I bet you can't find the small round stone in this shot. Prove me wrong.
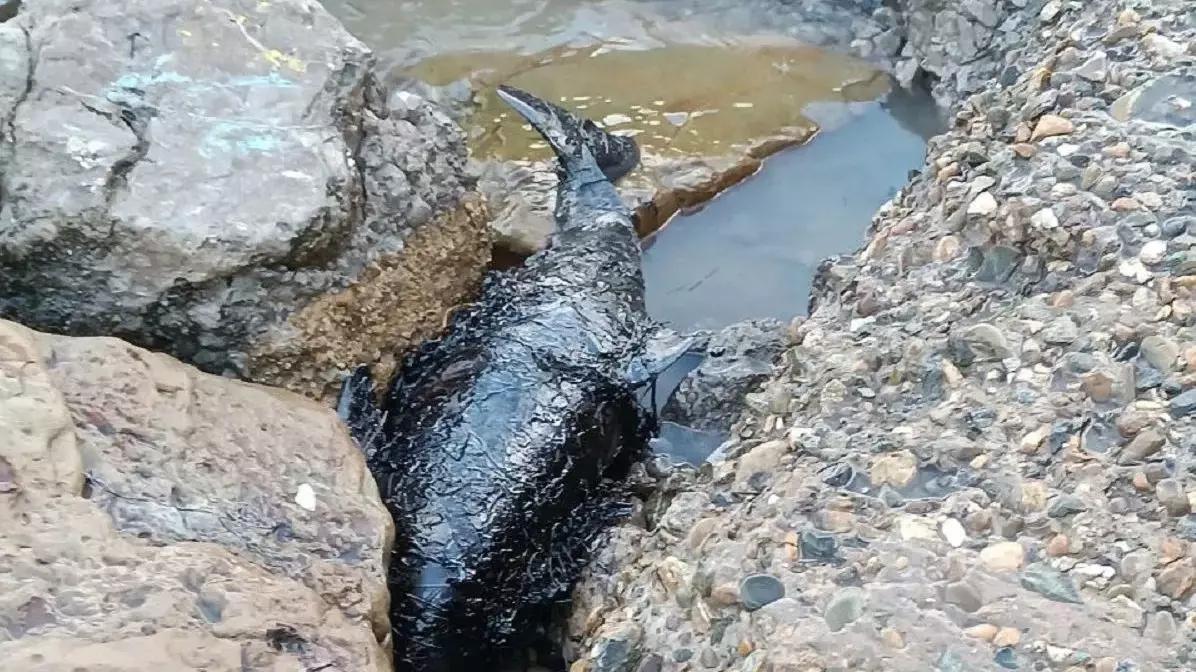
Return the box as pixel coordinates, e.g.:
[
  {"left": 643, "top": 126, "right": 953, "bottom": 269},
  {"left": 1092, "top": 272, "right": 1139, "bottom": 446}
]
[{"left": 739, "top": 574, "right": 785, "bottom": 611}]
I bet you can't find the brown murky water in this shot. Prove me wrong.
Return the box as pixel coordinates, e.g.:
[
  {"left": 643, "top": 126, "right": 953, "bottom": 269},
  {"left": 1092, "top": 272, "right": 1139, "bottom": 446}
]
[
  {"left": 415, "top": 44, "right": 886, "bottom": 159},
  {"left": 322, "top": 0, "right": 887, "bottom": 161}
]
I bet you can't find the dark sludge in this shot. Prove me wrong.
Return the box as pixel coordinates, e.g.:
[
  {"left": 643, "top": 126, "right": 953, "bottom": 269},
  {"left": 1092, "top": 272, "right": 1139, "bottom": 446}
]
[{"left": 338, "top": 85, "right": 679, "bottom": 671}]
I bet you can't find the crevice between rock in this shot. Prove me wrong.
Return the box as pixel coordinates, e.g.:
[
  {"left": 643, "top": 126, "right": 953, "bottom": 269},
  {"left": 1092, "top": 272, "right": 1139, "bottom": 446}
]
[
  {"left": 0, "top": 24, "right": 34, "bottom": 219},
  {"left": 100, "top": 107, "right": 150, "bottom": 214}
]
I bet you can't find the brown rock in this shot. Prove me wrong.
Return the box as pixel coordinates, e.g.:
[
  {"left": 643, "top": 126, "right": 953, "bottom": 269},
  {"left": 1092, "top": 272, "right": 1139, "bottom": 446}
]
[
  {"left": 1047, "top": 534, "right": 1071, "bottom": 556},
  {"left": 1120, "top": 428, "right": 1166, "bottom": 464},
  {"left": 687, "top": 517, "right": 719, "bottom": 550},
  {"left": 980, "top": 542, "right": 1026, "bottom": 572},
  {"left": 993, "top": 627, "right": 1021, "bottom": 647},
  {"left": 881, "top": 627, "right": 906, "bottom": 649},
  {"left": 1116, "top": 410, "right": 1153, "bottom": 437},
  {"left": 1103, "top": 142, "right": 1132, "bottom": 158},
  {"left": 1156, "top": 561, "right": 1195, "bottom": 599},
  {"left": 965, "top": 623, "right": 999, "bottom": 641},
  {"left": 1111, "top": 197, "right": 1143, "bottom": 212},
  {"left": 1161, "top": 537, "right": 1190, "bottom": 564},
  {"left": 1012, "top": 143, "right": 1038, "bottom": 158},
  {"left": 937, "top": 162, "right": 962, "bottom": 182},
  {"left": 965, "top": 509, "right": 993, "bottom": 533},
  {"left": 0, "top": 320, "right": 392, "bottom": 671},
  {"left": 870, "top": 450, "right": 919, "bottom": 488},
  {"left": 1020, "top": 481, "right": 1049, "bottom": 512},
  {"left": 1082, "top": 371, "right": 1115, "bottom": 402},
  {"left": 1133, "top": 472, "right": 1152, "bottom": 491},
  {"left": 711, "top": 583, "right": 741, "bottom": 606},
  {"left": 934, "top": 235, "right": 963, "bottom": 262},
  {"left": 1032, "top": 114, "right": 1075, "bottom": 140},
  {"left": 735, "top": 439, "right": 789, "bottom": 488},
  {"left": 817, "top": 510, "right": 856, "bottom": 533}
]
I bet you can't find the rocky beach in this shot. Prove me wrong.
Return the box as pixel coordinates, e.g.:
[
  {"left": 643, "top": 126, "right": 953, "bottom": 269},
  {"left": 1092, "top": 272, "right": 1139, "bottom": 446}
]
[
  {"left": 566, "top": 1, "right": 1196, "bottom": 671},
  {"left": 1, "top": 0, "right": 1194, "bottom": 670}
]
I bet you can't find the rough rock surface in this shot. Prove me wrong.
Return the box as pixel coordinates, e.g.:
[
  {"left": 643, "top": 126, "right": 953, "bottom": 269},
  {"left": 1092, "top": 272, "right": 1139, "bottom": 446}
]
[
  {"left": 0, "top": 319, "right": 393, "bottom": 670},
  {"left": 568, "top": 0, "right": 1196, "bottom": 669},
  {"left": 0, "top": 0, "right": 488, "bottom": 399},
  {"left": 662, "top": 319, "right": 790, "bottom": 433}
]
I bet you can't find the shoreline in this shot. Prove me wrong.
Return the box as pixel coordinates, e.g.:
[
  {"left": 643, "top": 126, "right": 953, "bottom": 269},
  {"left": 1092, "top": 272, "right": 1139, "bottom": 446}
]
[{"left": 567, "top": 0, "right": 1196, "bottom": 669}]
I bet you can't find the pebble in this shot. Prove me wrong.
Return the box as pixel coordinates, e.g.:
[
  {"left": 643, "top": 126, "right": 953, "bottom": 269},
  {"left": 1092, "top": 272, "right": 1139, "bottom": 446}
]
[
  {"left": 1111, "top": 197, "right": 1142, "bottom": 212},
  {"left": 1030, "top": 207, "right": 1059, "bottom": 230},
  {"left": 1012, "top": 143, "right": 1037, "bottom": 158},
  {"left": 994, "top": 648, "right": 1018, "bottom": 669},
  {"left": 968, "top": 192, "right": 999, "bottom": 218},
  {"left": 1072, "top": 52, "right": 1108, "bottom": 81},
  {"left": 1168, "top": 389, "right": 1196, "bottom": 417},
  {"left": 899, "top": 515, "right": 940, "bottom": 541},
  {"left": 870, "top": 450, "right": 918, "bottom": 488},
  {"left": 881, "top": 627, "right": 906, "bottom": 649},
  {"left": 1141, "top": 335, "right": 1179, "bottom": 371},
  {"left": 963, "top": 323, "right": 1012, "bottom": 361},
  {"left": 824, "top": 587, "right": 867, "bottom": 631},
  {"left": 1106, "top": 595, "right": 1145, "bottom": 628},
  {"left": 294, "top": 483, "right": 317, "bottom": 511},
  {"left": 1032, "top": 114, "right": 1075, "bottom": 140},
  {"left": 944, "top": 580, "right": 983, "bottom": 612},
  {"left": 1020, "top": 563, "right": 1083, "bottom": 603},
  {"left": 1156, "top": 561, "right": 1194, "bottom": 599},
  {"left": 1119, "top": 549, "right": 1154, "bottom": 580},
  {"left": 941, "top": 518, "right": 967, "bottom": 547},
  {"left": 981, "top": 541, "right": 1026, "bottom": 572},
  {"left": 1039, "top": 0, "right": 1062, "bottom": 22},
  {"left": 992, "top": 627, "right": 1020, "bottom": 647},
  {"left": 734, "top": 439, "right": 788, "bottom": 487},
  {"left": 1047, "top": 534, "right": 1070, "bottom": 556},
  {"left": 1047, "top": 494, "right": 1086, "bottom": 518},
  {"left": 1139, "top": 240, "right": 1167, "bottom": 264},
  {"left": 965, "top": 623, "right": 999, "bottom": 641},
  {"left": 1119, "top": 428, "right": 1165, "bottom": 464},
  {"left": 799, "top": 529, "right": 839, "bottom": 563},
  {"left": 1041, "top": 316, "right": 1079, "bottom": 345},
  {"left": 687, "top": 518, "right": 718, "bottom": 550},
  {"left": 817, "top": 510, "right": 856, "bottom": 533},
  {"left": 1143, "top": 33, "right": 1186, "bottom": 59},
  {"left": 1156, "top": 479, "right": 1191, "bottom": 516},
  {"left": 739, "top": 574, "right": 785, "bottom": 611}
]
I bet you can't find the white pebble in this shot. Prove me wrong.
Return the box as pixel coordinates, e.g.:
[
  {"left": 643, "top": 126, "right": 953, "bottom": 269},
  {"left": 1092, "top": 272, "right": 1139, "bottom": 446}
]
[
  {"left": 1118, "top": 258, "right": 1152, "bottom": 283},
  {"left": 295, "top": 483, "right": 317, "bottom": 511},
  {"left": 1139, "top": 240, "right": 1167, "bottom": 264},
  {"left": 967, "top": 192, "right": 998, "bottom": 217},
  {"left": 1030, "top": 207, "right": 1059, "bottom": 230},
  {"left": 941, "top": 518, "right": 967, "bottom": 547}
]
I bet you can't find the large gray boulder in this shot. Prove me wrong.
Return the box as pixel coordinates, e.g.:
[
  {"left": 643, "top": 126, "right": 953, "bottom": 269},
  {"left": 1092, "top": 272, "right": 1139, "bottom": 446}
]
[
  {"left": 662, "top": 318, "right": 789, "bottom": 432},
  {"left": 0, "top": 0, "right": 489, "bottom": 399}
]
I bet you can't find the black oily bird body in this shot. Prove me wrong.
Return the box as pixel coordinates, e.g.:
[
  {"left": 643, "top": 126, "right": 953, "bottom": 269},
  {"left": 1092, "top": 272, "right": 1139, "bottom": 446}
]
[{"left": 337, "top": 85, "right": 687, "bottom": 671}]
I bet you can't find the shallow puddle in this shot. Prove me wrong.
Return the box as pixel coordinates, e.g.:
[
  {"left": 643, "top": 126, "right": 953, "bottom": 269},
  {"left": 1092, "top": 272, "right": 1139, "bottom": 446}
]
[
  {"left": 642, "top": 88, "right": 937, "bottom": 330},
  {"left": 416, "top": 44, "right": 885, "bottom": 159}
]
